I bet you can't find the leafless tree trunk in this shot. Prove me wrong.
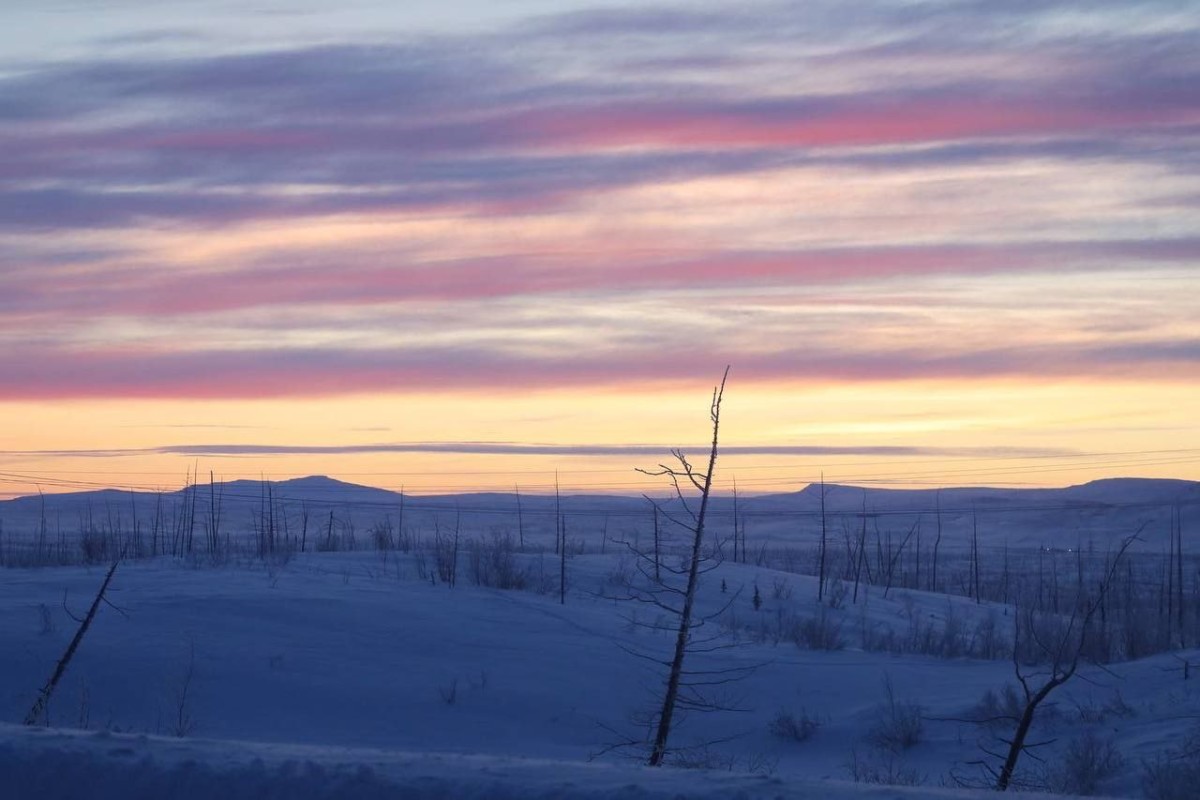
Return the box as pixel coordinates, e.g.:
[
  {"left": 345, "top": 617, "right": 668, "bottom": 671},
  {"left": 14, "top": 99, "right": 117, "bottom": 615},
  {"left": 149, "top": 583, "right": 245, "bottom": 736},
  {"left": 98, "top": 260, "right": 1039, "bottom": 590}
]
[
  {"left": 299, "top": 502, "right": 310, "bottom": 553},
  {"left": 1175, "top": 506, "right": 1184, "bottom": 646},
  {"left": 186, "top": 464, "right": 198, "bottom": 556},
  {"left": 559, "top": 514, "right": 567, "bottom": 604},
  {"left": 643, "top": 367, "right": 729, "bottom": 767},
  {"left": 514, "top": 485, "right": 524, "bottom": 550},
  {"left": 991, "top": 533, "right": 1137, "bottom": 791},
  {"left": 853, "top": 494, "right": 867, "bottom": 603},
  {"left": 971, "top": 510, "right": 981, "bottom": 604},
  {"left": 818, "top": 475, "right": 828, "bottom": 601},
  {"left": 882, "top": 518, "right": 918, "bottom": 598},
  {"left": 556, "top": 474, "right": 566, "bottom": 556},
  {"left": 929, "top": 490, "right": 942, "bottom": 592},
  {"left": 731, "top": 478, "right": 740, "bottom": 564},
  {"left": 25, "top": 559, "right": 120, "bottom": 725},
  {"left": 651, "top": 502, "right": 661, "bottom": 583}
]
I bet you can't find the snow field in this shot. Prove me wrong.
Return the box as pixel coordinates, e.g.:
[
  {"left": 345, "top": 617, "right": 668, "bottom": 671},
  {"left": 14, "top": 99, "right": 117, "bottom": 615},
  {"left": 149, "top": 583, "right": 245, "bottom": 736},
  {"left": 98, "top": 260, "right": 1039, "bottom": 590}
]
[{"left": 2, "top": 550, "right": 1197, "bottom": 797}]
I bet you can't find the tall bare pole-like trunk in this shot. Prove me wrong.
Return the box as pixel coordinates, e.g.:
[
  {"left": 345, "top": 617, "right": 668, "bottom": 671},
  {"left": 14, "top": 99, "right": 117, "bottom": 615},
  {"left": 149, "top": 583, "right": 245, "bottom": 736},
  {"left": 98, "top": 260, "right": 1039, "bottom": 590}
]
[
  {"left": 514, "top": 485, "right": 524, "bottom": 550},
  {"left": 300, "top": 503, "right": 309, "bottom": 553},
  {"left": 913, "top": 515, "right": 921, "bottom": 591},
  {"left": 972, "top": 509, "right": 981, "bottom": 604},
  {"left": 853, "top": 493, "right": 867, "bottom": 604},
  {"left": 930, "top": 490, "right": 942, "bottom": 593},
  {"left": 554, "top": 473, "right": 562, "bottom": 556},
  {"left": 731, "top": 478, "right": 740, "bottom": 564},
  {"left": 1176, "top": 506, "right": 1185, "bottom": 646},
  {"left": 397, "top": 486, "right": 406, "bottom": 551},
  {"left": 266, "top": 478, "right": 276, "bottom": 556},
  {"left": 647, "top": 368, "right": 728, "bottom": 767},
  {"left": 559, "top": 515, "right": 567, "bottom": 605},
  {"left": 651, "top": 502, "right": 661, "bottom": 583},
  {"left": 152, "top": 492, "right": 162, "bottom": 557},
  {"left": 817, "top": 474, "right": 827, "bottom": 601},
  {"left": 187, "top": 462, "right": 199, "bottom": 555}
]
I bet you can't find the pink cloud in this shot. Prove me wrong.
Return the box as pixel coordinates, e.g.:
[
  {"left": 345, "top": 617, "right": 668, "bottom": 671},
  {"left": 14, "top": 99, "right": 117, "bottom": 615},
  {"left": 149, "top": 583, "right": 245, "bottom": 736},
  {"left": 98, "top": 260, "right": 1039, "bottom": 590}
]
[
  {"left": 500, "top": 94, "right": 1199, "bottom": 153},
  {"left": 6, "top": 238, "right": 1197, "bottom": 319},
  {"left": 1, "top": 337, "right": 1196, "bottom": 401}
]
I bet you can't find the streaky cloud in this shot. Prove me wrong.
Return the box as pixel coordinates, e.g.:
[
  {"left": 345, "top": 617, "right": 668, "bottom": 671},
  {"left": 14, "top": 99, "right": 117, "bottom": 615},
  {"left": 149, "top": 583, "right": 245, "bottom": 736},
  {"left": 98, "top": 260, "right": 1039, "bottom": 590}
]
[
  {"left": 0, "top": 442, "right": 1079, "bottom": 459},
  {"left": 0, "top": 338, "right": 1196, "bottom": 400}
]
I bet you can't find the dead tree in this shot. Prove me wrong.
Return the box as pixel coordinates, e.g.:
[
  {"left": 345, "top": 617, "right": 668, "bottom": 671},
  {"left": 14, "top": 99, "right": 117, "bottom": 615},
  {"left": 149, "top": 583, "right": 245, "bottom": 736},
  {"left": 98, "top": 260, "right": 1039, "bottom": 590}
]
[
  {"left": 207, "top": 470, "right": 223, "bottom": 557},
  {"left": 731, "top": 478, "right": 741, "bottom": 564},
  {"left": 514, "top": 485, "right": 524, "bottom": 550},
  {"left": 882, "top": 518, "right": 918, "bottom": 598},
  {"left": 986, "top": 534, "right": 1137, "bottom": 791},
  {"left": 929, "top": 490, "right": 942, "bottom": 593},
  {"left": 971, "top": 510, "right": 981, "bottom": 604},
  {"left": 817, "top": 475, "right": 828, "bottom": 601},
  {"left": 637, "top": 368, "right": 731, "bottom": 766},
  {"left": 25, "top": 559, "right": 121, "bottom": 725},
  {"left": 651, "top": 502, "right": 661, "bottom": 583},
  {"left": 560, "top": 514, "right": 567, "bottom": 604}
]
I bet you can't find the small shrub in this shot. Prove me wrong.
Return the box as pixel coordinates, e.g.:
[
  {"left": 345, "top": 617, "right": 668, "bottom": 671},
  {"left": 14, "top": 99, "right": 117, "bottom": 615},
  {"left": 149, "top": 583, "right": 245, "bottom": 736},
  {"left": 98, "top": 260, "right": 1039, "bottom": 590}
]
[
  {"left": 743, "top": 752, "right": 780, "bottom": 776},
  {"left": 1144, "top": 754, "right": 1200, "bottom": 800},
  {"left": 669, "top": 746, "right": 736, "bottom": 771},
  {"left": 792, "top": 606, "right": 844, "bottom": 651},
  {"left": 970, "top": 611, "right": 1006, "bottom": 660},
  {"left": 369, "top": 520, "right": 394, "bottom": 551},
  {"left": 1142, "top": 725, "right": 1200, "bottom": 800},
  {"left": 844, "top": 747, "right": 924, "bottom": 786},
  {"left": 467, "top": 533, "right": 530, "bottom": 590},
  {"left": 969, "top": 683, "right": 1023, "bottom": 730},
  {"left": 606, "top": 557, "right": 634, "bottom": 588},
  {"left": 434, "top": 532, "right": 458, "bottom": 586},
  {"left": 438, "top": 678, "right": 458, "bottom": 705},
  {"left": 769, "top": 708, "right": 820, "bottom": 742},
  {"left": 413, "top": 550, "right": 430, "bottom": 581},
  {"left": 79, "top": 528, "right": 110, "bottom": 563},
  {"left": 1051, "top": 732, "right": 1123, "bottom": 796},
  {"left": 867, "top": 676, "right": 924, "bottom": 753},
  {"left": 1072, "top": 690, "right": 1136, "bottom": 723},
  {"left": 826, "top": 578, "right": 847, "bottom": 609},
  {"left": 37, "top": 603, "right": 56, "bottom": 635}
]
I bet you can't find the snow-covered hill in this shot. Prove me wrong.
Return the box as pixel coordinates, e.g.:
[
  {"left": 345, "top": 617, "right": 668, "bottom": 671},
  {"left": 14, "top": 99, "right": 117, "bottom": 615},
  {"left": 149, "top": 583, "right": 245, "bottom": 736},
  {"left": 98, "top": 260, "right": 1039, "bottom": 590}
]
[
  {"left": 2, "top": 476, "right": 1195, "bottom": 554},
  {"left": 0, "top": 722, "right": 1089, "bottom": 800},
  {"left": 3, "top": 551, "right": 1197, "bottom": 797}
]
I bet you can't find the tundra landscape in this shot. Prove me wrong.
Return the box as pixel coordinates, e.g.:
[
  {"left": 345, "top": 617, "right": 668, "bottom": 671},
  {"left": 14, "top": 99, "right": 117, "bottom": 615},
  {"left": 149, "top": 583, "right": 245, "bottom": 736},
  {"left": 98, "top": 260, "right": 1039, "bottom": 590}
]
[{"left": 1, "top": 0, "right": 1198, "bottom": 797}]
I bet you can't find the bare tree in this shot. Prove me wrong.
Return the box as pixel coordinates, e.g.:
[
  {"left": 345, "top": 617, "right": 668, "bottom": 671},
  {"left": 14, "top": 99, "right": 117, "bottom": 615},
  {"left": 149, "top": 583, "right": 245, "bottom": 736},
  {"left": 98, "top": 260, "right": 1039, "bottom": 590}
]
[
  {"left": 930, "top": 490, "right": 942, "bottom": 593},
  {"left": 25, "top": 559, "right": 121, "bottom": 725},
  {"left": 207, "top": 470, "right": 223, "bottom": 557},
  {"left": 634, "top": 368, "right": 731, "bottom": 766},
  {"left": 514, "top": 484, "right": 524, "bottom": 551},
  {"left": 983, "top": 533, "right": 1138, "bottom": 791},
  {"left": 817, "top": 475, "right": 828, "bottom": 601}
]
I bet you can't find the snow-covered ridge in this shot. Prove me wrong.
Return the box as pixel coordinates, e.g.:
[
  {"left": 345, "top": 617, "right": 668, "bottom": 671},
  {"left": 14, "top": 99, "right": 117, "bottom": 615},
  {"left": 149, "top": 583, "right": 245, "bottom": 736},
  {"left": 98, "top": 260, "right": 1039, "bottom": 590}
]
[
  {"left": 2, "top": 476, "right": 1195, "bottom": 554},
  {"left": 0, "top": 723, "right": 1086, "bottom": 800}
]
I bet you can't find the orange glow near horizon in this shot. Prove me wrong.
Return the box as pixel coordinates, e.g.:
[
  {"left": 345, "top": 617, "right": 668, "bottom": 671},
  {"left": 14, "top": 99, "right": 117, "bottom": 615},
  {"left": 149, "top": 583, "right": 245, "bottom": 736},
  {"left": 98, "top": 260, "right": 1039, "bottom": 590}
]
[{"left": 3, "top": 377, "right": 1197, "bottom": 499}]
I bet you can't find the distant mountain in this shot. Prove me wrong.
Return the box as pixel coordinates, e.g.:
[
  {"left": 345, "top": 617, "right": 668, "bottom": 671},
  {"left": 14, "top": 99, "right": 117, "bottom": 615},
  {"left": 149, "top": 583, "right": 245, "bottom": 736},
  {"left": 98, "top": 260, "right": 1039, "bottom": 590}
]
[
  {"left": 0, "top": 476, "right": 1195, "bottom": 551},
  {"left": 752, "top": 478, "right": 1200, "bottom": 514}
]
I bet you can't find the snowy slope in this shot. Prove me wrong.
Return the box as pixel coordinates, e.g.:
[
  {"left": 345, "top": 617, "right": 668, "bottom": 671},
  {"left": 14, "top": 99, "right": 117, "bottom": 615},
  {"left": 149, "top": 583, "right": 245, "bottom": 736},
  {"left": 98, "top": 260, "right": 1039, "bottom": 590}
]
[
  {"left": 0, "top": 722, "right": 1091, "bottom": 800},
  {"left": 3, "top": 552, "right": 1197, "bottom": 797}
]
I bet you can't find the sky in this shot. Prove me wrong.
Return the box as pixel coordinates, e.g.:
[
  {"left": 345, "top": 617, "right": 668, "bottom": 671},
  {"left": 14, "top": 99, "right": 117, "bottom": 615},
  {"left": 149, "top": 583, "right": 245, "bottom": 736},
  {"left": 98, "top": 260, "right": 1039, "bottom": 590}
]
[{"left": 0, "top": 0, "right": 1198, "bottom": 498}]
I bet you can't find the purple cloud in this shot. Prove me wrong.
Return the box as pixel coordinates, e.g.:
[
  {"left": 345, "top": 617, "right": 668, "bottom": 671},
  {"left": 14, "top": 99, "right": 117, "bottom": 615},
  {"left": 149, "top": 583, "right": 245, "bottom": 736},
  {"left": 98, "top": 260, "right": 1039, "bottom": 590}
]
[{"left": 0, "top": 337, "right": 1196, "bottom": 400}]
